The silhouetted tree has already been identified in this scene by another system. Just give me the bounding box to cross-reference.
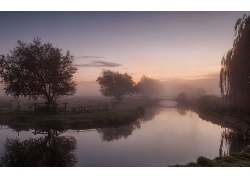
[176,92,187,102]
[134,75,164,98]
[194,88,206,98]
[0,37,77,108]
[0,129,77,167]
[220,14,250,111]
[96,70,135,103]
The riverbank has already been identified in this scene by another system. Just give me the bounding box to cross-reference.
[0,100,146,131]
[193,96,250,136]
[172,145,250,167]
[173,95,250,167]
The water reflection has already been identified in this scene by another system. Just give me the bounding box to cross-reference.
[143,107,163,122]
[0,129,77,167]
[176,107,187,116]
[1,107,250,167]
[97,107,163,142]
[219,128,250,157]
[159,100,177,107]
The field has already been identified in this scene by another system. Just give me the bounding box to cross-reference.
[0,96,146,131]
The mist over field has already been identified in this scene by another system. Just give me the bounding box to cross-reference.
[0,76,220,98]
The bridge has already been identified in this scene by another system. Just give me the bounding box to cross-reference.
[158,98,178,102]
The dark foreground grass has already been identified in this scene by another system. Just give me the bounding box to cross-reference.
[171,145,250,167]
[0,100,146,131]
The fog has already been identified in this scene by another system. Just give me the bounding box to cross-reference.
[0,76,220,98]
[74,77,220,97]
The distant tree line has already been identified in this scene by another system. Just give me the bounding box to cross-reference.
[96,71,165,103]
[1,36,213,109]
[0,37,166,108]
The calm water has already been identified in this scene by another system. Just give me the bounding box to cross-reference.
[0,100,249,167]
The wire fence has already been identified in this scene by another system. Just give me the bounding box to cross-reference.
[0,101,117,113]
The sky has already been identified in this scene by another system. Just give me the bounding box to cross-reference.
[0,11,249,96]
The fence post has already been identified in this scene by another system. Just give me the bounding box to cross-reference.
[63,102,68,110]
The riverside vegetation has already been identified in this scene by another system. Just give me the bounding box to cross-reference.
[0,97,146,131]
[171,95,250,167]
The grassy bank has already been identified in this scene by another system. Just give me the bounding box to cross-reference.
[171,96,250,167]
[193,96,250,136]
[172,145,250,167]
[0,100,146,130]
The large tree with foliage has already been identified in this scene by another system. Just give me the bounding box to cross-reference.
[219,14,250,111]
[96,70,135,103]
[0,37,77,106]
[134,75,164,98]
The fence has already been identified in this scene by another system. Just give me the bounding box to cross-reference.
[0,101,116,113]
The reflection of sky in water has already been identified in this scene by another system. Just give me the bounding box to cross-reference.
[62,108,226,166]
[0,108,248,167]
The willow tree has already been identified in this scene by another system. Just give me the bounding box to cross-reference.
[220,14,250,111]
[0,37,77,107]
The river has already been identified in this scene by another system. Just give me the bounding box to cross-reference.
[0,100,249,166]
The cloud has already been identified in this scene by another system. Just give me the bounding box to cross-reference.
[76,60,122,68]
[74,56,105,59]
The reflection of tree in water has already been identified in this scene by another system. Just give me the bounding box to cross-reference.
[219,128,250,157]
[97,123,138,142]
[0,129,77,167]
[176,107,187,116]
[98,108,163,142]
[142,107,163,122]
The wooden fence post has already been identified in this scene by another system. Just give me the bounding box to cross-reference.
[63,102,68,110]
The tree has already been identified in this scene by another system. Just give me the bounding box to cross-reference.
[194,87,206,98]
[0,37,77,107]
[176,92,187,102]
[134,75,164,98]
[219,14,250,111]
[96,70,135,103]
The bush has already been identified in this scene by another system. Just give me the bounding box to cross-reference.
[196,156,213,167]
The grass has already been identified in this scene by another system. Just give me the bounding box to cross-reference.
[194,102,250,137]
[172,96,250,167]
[0,99,146,131]
[171,145,250,167]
